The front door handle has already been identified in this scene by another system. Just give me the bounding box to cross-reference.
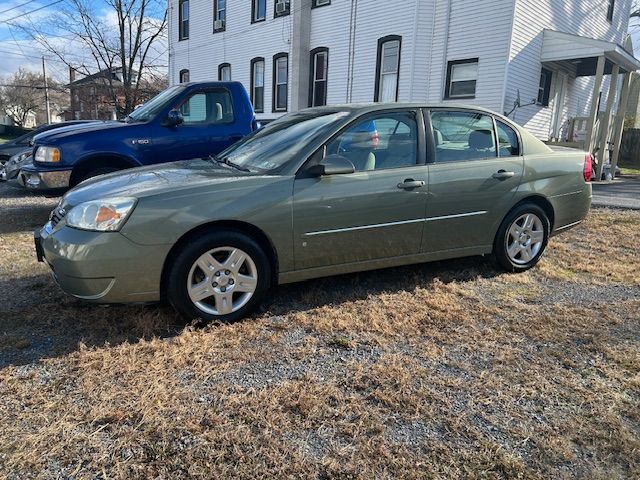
[397,179,426,190]
[492,170,515,180]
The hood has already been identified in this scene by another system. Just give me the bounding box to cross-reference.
[62,159,258,206]
[33,121,106,143]
[34,121,133,145]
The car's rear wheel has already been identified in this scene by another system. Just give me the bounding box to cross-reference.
[494,203,550,272]
[166,231,271,323]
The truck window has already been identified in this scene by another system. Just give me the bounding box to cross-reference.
[179,89,234,125]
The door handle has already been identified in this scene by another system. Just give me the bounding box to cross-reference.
[397,179,426,189]
[492,170,515,180]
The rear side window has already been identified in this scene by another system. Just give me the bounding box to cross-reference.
[496,120,520,156]
[430,110,497,163]
[179,89,234,124]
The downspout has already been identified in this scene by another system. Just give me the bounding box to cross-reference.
[426,0,438,101]
[346,0,358,102]
[408,0,420,100]
[439,0,453,101]
[499,0,518,115]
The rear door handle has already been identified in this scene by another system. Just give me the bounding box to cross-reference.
[397,179,426,190]
[492,170,515,180]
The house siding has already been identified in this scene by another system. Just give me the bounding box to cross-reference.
[505,0,632,139]
[169,0,293,120]
[167,0,635,137]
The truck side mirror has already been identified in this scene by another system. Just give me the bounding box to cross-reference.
[164,109,184,127]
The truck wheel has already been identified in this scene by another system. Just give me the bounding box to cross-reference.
[166,231,271,323]
[77,167,119,185]
[494,203,550,272]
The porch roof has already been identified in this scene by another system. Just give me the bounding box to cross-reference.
[541,29,640,76]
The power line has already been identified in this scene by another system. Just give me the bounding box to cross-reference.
[0,0,65,24]
[0,0,40,16]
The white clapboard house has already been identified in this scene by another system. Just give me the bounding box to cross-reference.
[168,0,640,174]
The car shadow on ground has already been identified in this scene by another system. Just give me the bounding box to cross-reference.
[0,256,500,368]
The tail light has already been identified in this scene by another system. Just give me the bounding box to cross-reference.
[583,153,593,182]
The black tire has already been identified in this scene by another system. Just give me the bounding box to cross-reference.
[493,203,550,272]
[76,167,120,185]
[166,231,271,323]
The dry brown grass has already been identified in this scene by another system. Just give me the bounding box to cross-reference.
[0,186,639,479]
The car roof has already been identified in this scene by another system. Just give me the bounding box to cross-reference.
[299,103,519,130]
[305,102,501,116]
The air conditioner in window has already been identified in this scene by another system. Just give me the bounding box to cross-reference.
[214,19,225,30]
[275,1,288,14]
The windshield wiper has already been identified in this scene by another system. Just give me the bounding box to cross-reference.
[211,155,251,173]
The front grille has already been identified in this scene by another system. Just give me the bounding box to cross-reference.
[49,206,67,228]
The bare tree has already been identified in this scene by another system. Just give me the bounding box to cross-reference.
[0,69,48,127]
[15,0,167,116]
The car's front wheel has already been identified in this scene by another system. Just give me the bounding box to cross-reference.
[166,231,271,323]
[494,203,550,272]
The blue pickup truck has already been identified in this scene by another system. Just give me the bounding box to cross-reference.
[19,82,258,191]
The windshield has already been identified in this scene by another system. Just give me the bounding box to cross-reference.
[216,111,350,173]
[126,85,185,122]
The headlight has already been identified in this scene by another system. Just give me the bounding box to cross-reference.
[66,197,137,231]
[34,146,61,163]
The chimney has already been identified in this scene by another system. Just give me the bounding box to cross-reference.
[69,66,76,83]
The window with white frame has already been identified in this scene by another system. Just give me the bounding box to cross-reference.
[375,36,401,102]
[218,63,231,81]
[213,0,226,32]
[607,0,615,21]
[445,58,478,99]
[310,48,328,107]
[252,0,266,22]
[251,57,265,112]
[537,68,552,107]
[273,53,288,112]
[179,69,190,83]
[178,0,189,40]
[312,0,331,7]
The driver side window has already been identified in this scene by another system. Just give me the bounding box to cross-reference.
[325,111,418,172]
[178,89,235,125]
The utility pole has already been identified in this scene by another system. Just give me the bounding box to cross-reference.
[42,56,51,124]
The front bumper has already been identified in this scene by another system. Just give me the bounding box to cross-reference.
[36,223,172,303]
[18,165,72,190]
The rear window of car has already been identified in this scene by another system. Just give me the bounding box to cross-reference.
[431,110,497,163]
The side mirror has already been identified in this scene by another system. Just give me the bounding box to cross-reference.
[164,109,184,127]
[307,154,355,177]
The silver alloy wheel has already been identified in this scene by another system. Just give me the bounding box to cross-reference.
[187,247,258,316]
[505,213,545,265]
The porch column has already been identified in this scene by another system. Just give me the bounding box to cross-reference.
[610,72,632,179]
[596,64,619,180]
[585,55,606,154]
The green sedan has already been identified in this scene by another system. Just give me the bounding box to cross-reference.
[36,104,592,322]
